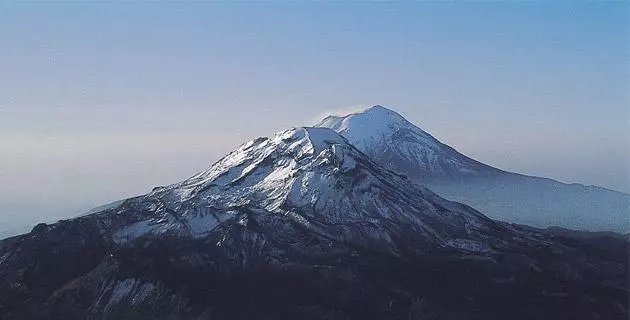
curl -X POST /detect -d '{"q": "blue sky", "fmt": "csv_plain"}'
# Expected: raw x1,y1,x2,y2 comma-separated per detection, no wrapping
0,2,627,234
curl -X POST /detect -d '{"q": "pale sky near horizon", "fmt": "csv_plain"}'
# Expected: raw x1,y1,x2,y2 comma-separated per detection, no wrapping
0,2,628,235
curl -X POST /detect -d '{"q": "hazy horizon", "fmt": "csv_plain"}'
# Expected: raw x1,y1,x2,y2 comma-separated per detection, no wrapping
1,2,628,235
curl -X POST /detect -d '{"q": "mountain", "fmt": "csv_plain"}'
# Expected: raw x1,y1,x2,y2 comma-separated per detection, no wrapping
316,105,630,233
317,105,499,179
1,126,627,319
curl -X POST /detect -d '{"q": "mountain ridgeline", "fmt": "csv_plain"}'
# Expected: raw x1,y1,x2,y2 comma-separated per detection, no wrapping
0,107,627,319
317,105,630,233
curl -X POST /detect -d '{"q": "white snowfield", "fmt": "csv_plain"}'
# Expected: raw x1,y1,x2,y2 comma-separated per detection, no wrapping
317,105,630,233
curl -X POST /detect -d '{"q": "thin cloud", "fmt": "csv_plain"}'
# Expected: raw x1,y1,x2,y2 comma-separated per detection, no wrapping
308,104,371,125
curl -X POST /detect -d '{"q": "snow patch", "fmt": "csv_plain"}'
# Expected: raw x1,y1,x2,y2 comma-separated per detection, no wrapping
108,278,137,306
113,220,154,245
81,199,125,216
185,211,234,238
445,239,491,253
105,278,156,310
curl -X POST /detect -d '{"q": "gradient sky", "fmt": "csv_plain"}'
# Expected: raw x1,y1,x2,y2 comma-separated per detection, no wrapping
0,2,628,235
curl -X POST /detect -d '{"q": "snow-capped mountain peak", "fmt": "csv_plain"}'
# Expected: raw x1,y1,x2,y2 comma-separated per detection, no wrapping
174,127,358,193
317,105,437,151
316,105,630,233
316,105,496,179
95,125,496,253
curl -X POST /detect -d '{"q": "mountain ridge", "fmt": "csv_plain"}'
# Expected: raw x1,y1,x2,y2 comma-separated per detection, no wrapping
316,105,630,232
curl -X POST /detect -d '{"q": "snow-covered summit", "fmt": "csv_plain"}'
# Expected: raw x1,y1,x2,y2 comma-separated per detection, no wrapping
317,105,437,152
174,126,359,193
316,105,497,179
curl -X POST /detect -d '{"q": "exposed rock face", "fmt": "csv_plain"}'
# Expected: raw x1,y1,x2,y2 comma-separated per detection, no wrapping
0,126,627,319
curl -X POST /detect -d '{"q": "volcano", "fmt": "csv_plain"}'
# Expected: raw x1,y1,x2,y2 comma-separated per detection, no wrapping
0,123,627,319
